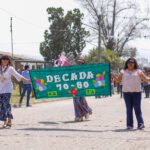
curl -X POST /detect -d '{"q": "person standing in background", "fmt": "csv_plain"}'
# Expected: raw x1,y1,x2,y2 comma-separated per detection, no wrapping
143,72,150,98
111,77,115,94
17,64,24,96
143,81,150,98
19,65,32,107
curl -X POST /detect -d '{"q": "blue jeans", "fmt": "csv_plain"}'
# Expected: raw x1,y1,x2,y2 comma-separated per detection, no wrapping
19,84,32,106
123,92,144,127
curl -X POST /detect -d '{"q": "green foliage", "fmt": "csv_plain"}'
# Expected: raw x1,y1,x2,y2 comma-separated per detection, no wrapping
40,7,89,62
84,48,124,70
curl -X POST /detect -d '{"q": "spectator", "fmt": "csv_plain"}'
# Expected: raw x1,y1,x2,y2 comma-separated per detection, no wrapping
143,81,150,98
19,65,32,107
17,64,24,96
111,77,115,94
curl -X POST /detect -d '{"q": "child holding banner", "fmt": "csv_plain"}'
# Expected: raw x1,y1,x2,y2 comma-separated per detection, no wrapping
0,55,30,128
56,53,92,121
73,58,92,121
112,58,150,130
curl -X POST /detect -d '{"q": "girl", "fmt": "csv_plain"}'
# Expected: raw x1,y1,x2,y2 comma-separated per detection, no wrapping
73,58,92,121
55,53,92,121
112,58,150,129
0,55,30,128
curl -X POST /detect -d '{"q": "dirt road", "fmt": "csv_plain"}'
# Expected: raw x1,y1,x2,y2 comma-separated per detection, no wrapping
0,95,150,150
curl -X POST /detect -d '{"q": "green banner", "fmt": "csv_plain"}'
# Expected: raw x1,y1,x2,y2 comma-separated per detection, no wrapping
30,63,111,99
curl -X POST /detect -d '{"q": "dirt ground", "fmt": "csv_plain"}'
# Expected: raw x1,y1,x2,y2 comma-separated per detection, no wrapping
0,94,150,150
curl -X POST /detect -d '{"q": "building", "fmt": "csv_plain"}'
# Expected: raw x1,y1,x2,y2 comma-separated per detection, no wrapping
0,51,51,69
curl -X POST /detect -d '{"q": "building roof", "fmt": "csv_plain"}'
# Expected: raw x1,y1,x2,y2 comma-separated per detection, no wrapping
0,51,44,62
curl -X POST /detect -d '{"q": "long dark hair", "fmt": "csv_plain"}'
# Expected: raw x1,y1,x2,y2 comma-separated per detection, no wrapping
124,58,139,70
0,55,11,66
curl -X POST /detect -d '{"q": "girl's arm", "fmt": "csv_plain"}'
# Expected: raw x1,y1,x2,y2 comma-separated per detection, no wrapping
140,72,150,82
20,77,31,82
11,67,31,82
111,72,123,83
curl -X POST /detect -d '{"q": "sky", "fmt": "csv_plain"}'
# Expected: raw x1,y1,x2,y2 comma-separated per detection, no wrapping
0,0,81,60
0,0,150,61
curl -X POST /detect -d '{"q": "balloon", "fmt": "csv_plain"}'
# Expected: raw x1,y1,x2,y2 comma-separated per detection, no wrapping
93,80,96,83
97,81,102,86
96,74,100,77
39,86,44,91
36,79,41,83
96,77,101,81
100,75,104,80
94,83,99,88
41,79,44,84
36,83,40,87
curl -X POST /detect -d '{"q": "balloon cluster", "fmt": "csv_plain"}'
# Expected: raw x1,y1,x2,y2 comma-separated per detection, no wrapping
35,78,47,91
54,52,74,67
93,72,106,88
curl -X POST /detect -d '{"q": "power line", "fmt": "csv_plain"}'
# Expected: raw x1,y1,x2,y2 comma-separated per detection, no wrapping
0,7,46,30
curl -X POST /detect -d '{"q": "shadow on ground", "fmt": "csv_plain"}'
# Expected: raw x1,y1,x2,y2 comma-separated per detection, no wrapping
39,121,59,125
17,127,138,133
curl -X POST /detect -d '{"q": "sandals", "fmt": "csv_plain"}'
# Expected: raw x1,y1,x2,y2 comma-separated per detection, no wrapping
85,113,89,120
7,119,12,127
2,119,12,128
74,117,83,122
2,120,8,128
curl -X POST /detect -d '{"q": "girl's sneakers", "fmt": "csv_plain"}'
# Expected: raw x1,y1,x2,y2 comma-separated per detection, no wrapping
138,124,145,130
127,126,133,130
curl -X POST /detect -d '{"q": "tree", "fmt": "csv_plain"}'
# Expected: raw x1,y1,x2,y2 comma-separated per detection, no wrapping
137,57,149,68
84,48,124,70
77,0,149,56
121,47,137,58
40,7,89,62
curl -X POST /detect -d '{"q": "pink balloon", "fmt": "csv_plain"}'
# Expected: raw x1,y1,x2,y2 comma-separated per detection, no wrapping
36,79,41,83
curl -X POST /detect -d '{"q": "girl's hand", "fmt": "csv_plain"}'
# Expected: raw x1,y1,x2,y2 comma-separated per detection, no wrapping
111,72,122,83
25,78,31,82
110,72,115,78
21,77,31,82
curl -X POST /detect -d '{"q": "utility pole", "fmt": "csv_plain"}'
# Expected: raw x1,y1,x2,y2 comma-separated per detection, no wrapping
98,15,101,63
10,17,14,59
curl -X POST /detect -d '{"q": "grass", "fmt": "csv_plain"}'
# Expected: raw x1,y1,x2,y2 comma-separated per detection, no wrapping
11,84,71,105
11,86,36,105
